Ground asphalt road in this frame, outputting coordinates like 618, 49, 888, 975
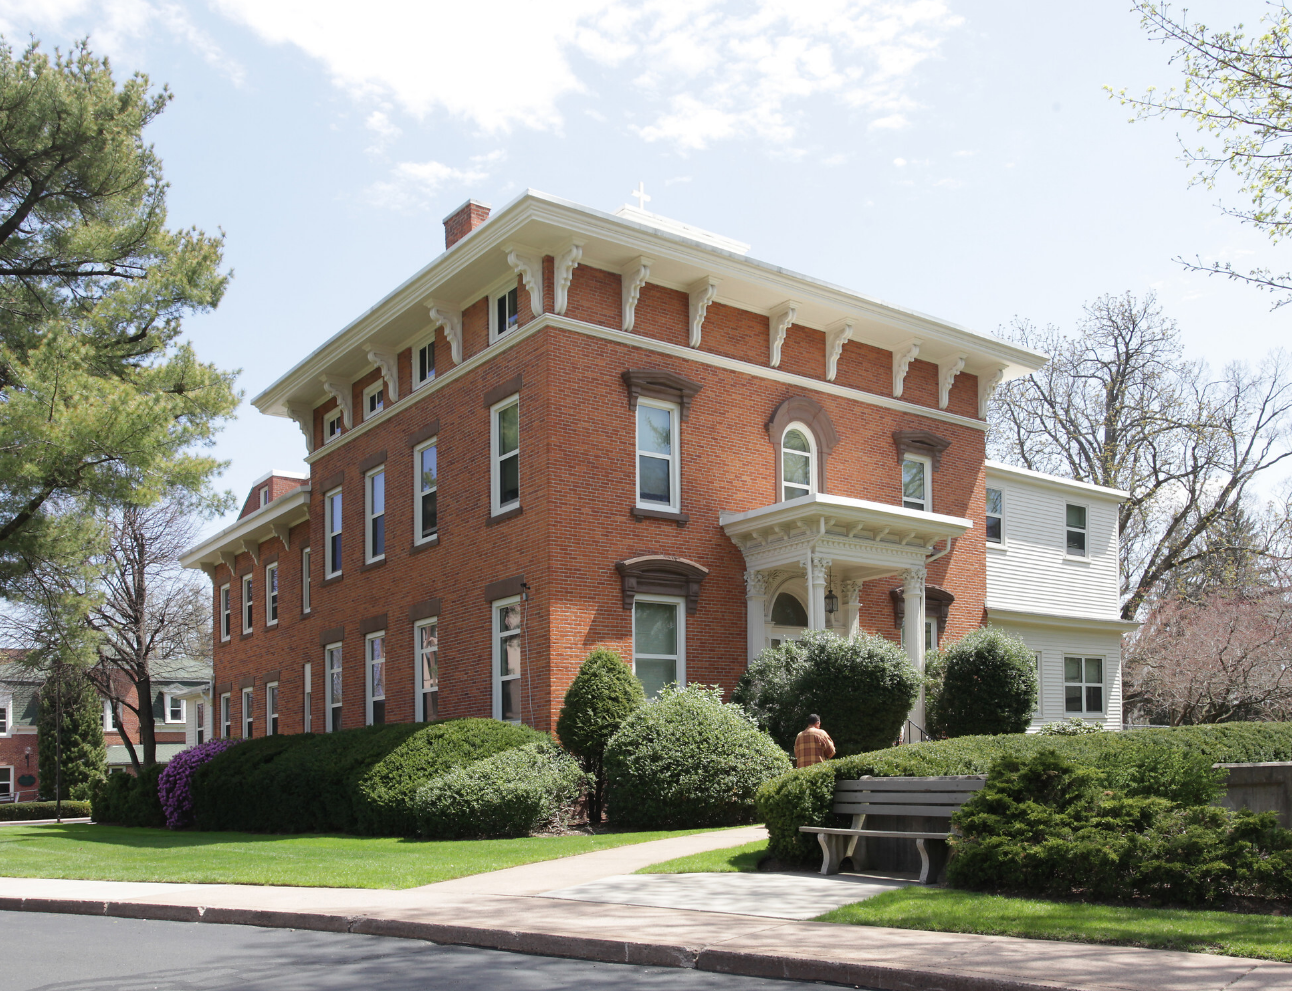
0, 910, 838, 991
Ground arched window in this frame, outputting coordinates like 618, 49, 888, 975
770, 592, 809, 627
781, 425, 815, 501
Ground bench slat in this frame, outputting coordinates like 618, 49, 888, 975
832, 791, 978, 805
801, 826, 952, 840
835, 777, 985, 792
832, 802, 965, 817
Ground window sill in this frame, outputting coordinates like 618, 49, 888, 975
360, 558, 387, 573
986, 542, 1007, 552
487, 506, 524, 526
1063, 555, 1092, 564
410, 535, 440, 555
240, 631, 254, 641
632, 507, 690, 526
321, 573, 343, 587
266, 620, 279, 628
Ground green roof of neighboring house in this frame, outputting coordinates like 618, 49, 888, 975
0, 662, 43, 730
106, 743, 191, 767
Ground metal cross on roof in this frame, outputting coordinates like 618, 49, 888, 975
631, 181, 650, 210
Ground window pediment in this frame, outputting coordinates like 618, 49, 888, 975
615, 555, 709, 614
766, 396, 840, 496
889, 584, 955, 634
621, 369, 704, 420
893, 429, 951, 471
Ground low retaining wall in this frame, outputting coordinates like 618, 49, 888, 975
1217, 761, 1292, 827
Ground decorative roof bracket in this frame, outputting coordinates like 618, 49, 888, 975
938, 354, 967, 410
893, 338, 921, 397
825, 318, 854, 382
622, 257, 652, 332
320, 376, 353, 429
426, 300, 463, 366
768, 301, 798, 367
688, 276, 719, 349
553, 239, 584, 315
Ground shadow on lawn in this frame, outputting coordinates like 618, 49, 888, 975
4, 823, 436, 850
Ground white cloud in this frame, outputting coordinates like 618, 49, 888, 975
365, 149, 506, 210
893, 157, 907, 167
869, 113, 909, 130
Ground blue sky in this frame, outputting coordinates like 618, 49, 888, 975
6, 0, 1287, 537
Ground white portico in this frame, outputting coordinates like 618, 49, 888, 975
721, 493, 972, 732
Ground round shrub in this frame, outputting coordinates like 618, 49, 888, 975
604, 684, 791, 829
414, 741, 586, 839
157, 738, 240, 829
556, 648, 644, 824
735, 630, 920, 757
91, 765, 165, 827
927, 627, 1038, 737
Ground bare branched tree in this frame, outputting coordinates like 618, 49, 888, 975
989, 292, 1292, 620
85, 500, 209, 771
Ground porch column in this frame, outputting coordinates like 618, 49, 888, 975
902, 567, 927, 734
842, 580, 861, 638
744, 570, 767, 662
807, 555, 831, 630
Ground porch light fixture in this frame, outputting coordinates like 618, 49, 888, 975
824, 588, 839, 615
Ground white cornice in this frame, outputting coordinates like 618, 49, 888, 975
985, 605, 1140, 632
985, 460, 1130, 501
179, 488, 312, 573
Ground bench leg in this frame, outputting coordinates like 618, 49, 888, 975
843, 833, 868, 871
816, 832, 845, 875
915, 838, 949, 885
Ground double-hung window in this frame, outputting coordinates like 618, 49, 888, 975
325, 643, 343, 732
219, 584, 231, 641
636, 401, 679, 511
416, 618, 439, 721
301, 548, 311, 613
0, 698, 9, 736
303, 662, 312, 733
415, 439, 438, 543
103, 700, 118, 732
1064, 656, 1104, 714
266, 682, 279, 735
366, 632, 386, 725
325, 489, 342, 576
633, 596, 685, 698
493, 597, 522, 722
196, 701, 205, 745
491, 396, 520, 515
492, 285, 519, 340
415, 339, 435, 389
242, 687, 254, 738
325, 409, 343, 444
366, 467, 386, 562
986, 487, 1004, 544
259, 485, 270, 508
220, 693, 231, 739
902, 456, 930, 512
265, 563, 279, 625
781, 424, 816, 501
166, 694, 184, 724
241, 575, 254, 634
363, 381, 384, 420
0, 767, 10, 800
1066, 504, 1087, 557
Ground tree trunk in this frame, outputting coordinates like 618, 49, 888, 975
137, 674, 157, 768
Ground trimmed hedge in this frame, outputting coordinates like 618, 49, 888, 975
605, 684, 791, 829
0, 800, 92, 821
756, 722, 1292, 863
91, 766, 165, 828
191, 718, 547, 835
415, 741, 586, 838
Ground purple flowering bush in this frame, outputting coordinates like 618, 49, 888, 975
158, 738, 240, 829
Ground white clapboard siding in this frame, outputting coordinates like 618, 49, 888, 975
989, 621, 1124, 731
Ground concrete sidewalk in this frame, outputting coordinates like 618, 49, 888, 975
2, 827, 1290, 991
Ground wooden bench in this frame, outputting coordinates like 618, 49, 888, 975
799, 775, 986, 884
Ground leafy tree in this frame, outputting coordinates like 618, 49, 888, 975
36, 661, 107, 801
925, 627, 1038, 738
1117, 3, 1292, 307
555, 648, 644, 825
0, 39, 239, 597
990, 293, 1292, 620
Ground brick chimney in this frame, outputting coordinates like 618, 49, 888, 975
443, 199, 492, 250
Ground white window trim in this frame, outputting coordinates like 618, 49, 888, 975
219, 583, 231, 642
902, 454, 932, 513
781, 420, 818, 502
325, 408, 343, 444
491, 594, 523, 722
103, 699, 115, 733
0, 765, 11, 798
241, 574, 254, 634
414, 438, 439, 546
635, 398, 681, 512
1063, 653, 1106, 715
164, 693, 185, 724
365, 631, 386, 725
632, 593, 687, 693
365, 465, 386, 564
259, 485, 270, 508
985, 486, 1006, 548
265, 562, 279, 626
490, 394, 521, 516
414, 337, 436, 390
220, 693, 231, 740
415, 616, 439, 722
1065, 501, 1090, 560
1034, 651, 1044, 718
325, 642, 342, 733
486, 274, 521, 343
325, 488, 343, 577
266, 681, 279, 736
0, 695, 10, 737
301, 547, 311, 614
242, 687, 254, 738
303, 662, 313, 733
362, 379, 385, 421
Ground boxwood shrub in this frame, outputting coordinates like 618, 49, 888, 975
192, 718, 547, 835
756, 722, 1292, 863
925, 628, 1037, 737
415, 741, 586, 839
0, 800, 92, 821
91, 765, 165, 828
605, 684, 791, 828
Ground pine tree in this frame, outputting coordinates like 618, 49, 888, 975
37, 664, 107, 801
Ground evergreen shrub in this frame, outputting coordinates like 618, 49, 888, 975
605, 684, 791, 828
0, 800, 92, 821
191, 718, 546, 835
36, 665, 107, 801
414, 741, 586, 839
555, 648, 644, 823
926, 628, 1038, 737
733, 630, 919, 757
157, 738, 239, 829
756, 721, 1292, 863
91, 765, 165, 827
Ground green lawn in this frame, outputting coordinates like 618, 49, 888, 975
637, 839, 768, 874
816, 887, 1292, 963
0, 824, 716, 889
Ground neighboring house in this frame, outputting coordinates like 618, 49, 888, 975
179, 190, 1123, 740
101, 657, 213, 770
0, 653, 42, 801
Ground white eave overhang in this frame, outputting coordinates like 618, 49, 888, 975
179, 487, 311, 575
985, 605, 1141, 632
985, 461, 1130, 501
252, 189, 1048, 420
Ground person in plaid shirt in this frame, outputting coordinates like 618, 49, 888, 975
793, 714, 835, 768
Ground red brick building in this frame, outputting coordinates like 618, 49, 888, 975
181, 191, 1056, 740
